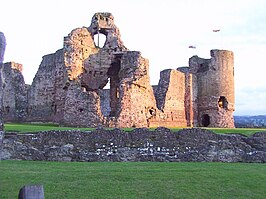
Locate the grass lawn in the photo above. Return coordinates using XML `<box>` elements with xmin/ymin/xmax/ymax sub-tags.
<box><xmin>0</xmin><ymin>161</ymin><xmax>265</xmax><ymax>199</ymax></box>
<box><xmin>203</xmin><ymin>127</ymin><xmax>266</xmax><ymax>136</ymax></box>
<box><xmin>4</xmin><ymin>123</ymin><xmax>95</xmax><ymax>133</ymax></box>
<box><xmin>4</xmin><ymin>123</ymin><xmax>266</xmax><ymax>136</ymax></box>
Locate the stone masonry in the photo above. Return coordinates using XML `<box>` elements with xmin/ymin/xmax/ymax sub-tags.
<box><xmin>2</xmin><ymin>62</ymin><xmax>28</xmax><ymax>122</ymax></box>
<box><xmin>0</xmin><ymin>32</ymin><xmax>6</xmax><ymax>156</ymax></box>
<box><xmin>189</xmin><ymin>50</ymin><xmax>235</xmax><ymax>127</ymax></box>
<box><xmin>2</xmin><ymin>13</ymin><xmax>235</xmax><ymax>128</ymax></box>
<box><xmin>153</xmin><ymin>69</ymin><xmax>187</xmax><ymax>127</ymax></box>
<box><xmin>27</xmin><ymin>49</ymin><xmax>66</xmax><ymax>122</ymax></box>
<box><xmin>1</xmin><ymin>128</ymin><xmax>265</xmax><ymax>162</ymax></box>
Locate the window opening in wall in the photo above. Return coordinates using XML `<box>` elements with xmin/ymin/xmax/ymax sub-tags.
<box><xmin>197</xmin><ymin>62</ymin><xmax>209</xmax><ymax>73</ymax></box>
<box><xmin>108</xmin><ymin>56</ymin><xmax>121</xmax><ymax>76</ymax></box>
<box><xmin>149</xmin><ymin>108</ymin><xmax>156</xmax><ymax>116</ymax></box>
<box><xmin>218</xmin><ymin>96</ymin><xmax>228</xmax><ymax>109</ymax></box>
<box><xmin>5</xmin><ymin>106</ymin><xmax>10</xmax><ymax>113</ymax></box>
<box><xmin>93</xmin><ymin>33</ymin><xmax>106</xmax><ymax>48</ymax></box>
<box><xmin>81</xmin><ymin>86</ymin><xmax>87</xmax><ymax>92</ymax></box>
<box><xmin>51</xmin><ymin>104</ymin><xmax>57</xmax><ymax>114</ymax></box>
<box><xmin>171</xmin><ymin>112</ymin><xmax>174</xmax><ymax>121</ymax></box>
<box><xmin>63</xmin><ymin>82</ymin><xmax>70</xmax><ymax>90</ymax></box>
<box><xmin>202</xmin><ymin>114</ymin><xmax>210</xmax><ymax>127</ymax></box>
<box><xmin>103</xmin><ymin>80</ymin><xmax>110</xmax><ymax>89</ymax></box>
<box><xmin>107</xmin><ymin>55</ymin><xmax>122</xmax><ymax>117</ymax></box>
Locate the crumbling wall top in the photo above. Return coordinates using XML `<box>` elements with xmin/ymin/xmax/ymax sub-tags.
<box><xmin>189</xmin><ymin>55</ymin><xmax>211</xmax><ymax>74</ymax></box>
<box><xmin>0</xmin><ymin>32</ymin><xmax>6</xmax><ymax>63</ymax></box>
<box><xmin>88</xmin><ymin>12</ymin><xmax>127</xmax><ymax>51</ymax></box>
<box><xmin>90</xmin><ymin>12</ymin><xmax>114</xmax><ymax>29</ymax></box>
<box><xmin>4</xmin><ymin>62</ymin><xmax>23</xmax><ymax>72</ymax></box>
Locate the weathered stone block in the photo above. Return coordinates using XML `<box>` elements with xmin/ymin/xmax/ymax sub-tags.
<box><xmin>18</xmin><ymin>185</ymin><xmax>44</xmax><ymax>199</ymax></box>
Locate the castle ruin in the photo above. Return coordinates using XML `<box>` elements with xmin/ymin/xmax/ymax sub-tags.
<box><xmin>1</xmin><ymin>13</ymin><xmax>235</xmax><ymax>128</ymax></box>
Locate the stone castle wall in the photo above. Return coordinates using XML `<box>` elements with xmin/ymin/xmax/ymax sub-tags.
<box><xmin>113</xmin><ymin>51</ymin><xmax>157</xmax><ymax>128</ymax></box>
<box><xmin>27</xmin><ymin>53</ymin><xmax>58</xmax><ymax>122</ymax></box>
<box><xmin>27</xmin><ymin>49</ymin><xmax>67</xmax><ymax>123</ymax></box>
<box><xmin>153</xmin><ymin>69</ymin><xmax>187</xmax><ymax>127</ymax></box>
<box><xmin>53</xmin><ymin>49</ymin><xmax>68</xmax><ymax>123</ymax></box>
<box><xmin>2</xmin><ymin>62</ymin><xmax>28</xmax><ymax>122</ymax></box>
<box><xmin>1</xmin><ymin>13</ymin><xmax>235</xmax><ymax>128</ymax></box>
<box><xmin>1</xmin><ymin>128</ymin><xmax>265</xmax><ymax>162</ymax></box>
<box><xmin>62</xmin><ymin>83</ymin><xmax>103</xmax><ymax>127</ymax></box>
<box><xmin>99</xmin><ymin>89</ymin><xmax>111</xmax><ymax>117</ymax></box>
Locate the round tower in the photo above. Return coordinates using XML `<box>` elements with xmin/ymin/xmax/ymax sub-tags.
<box><xmin>190</xmin><ymin>49</ymin><xmax>235</xmax><ymax>128</ymax></box>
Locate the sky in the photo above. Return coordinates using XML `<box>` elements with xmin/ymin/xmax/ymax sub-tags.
<box><xmin>1</xmin><ymin>0</ymin><xmax>266</xmax><ymax>116</ymax></box>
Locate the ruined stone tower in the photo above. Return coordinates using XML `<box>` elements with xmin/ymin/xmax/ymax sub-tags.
<box><xmin>189</xmin><ymin>50</ymin><xmax>235</xmax><ymax>127</ymax></box>
<box><xmin>2</xmin><ymin>14</ymin><xmax>235</xmax><ymax>128</ymax></box>
<box><xmin>26</xmin><ymin>12</ymin><xmax>158</xmax><ymax>128</ymax></box>
<box><xmin>62</xmin><ymin>13</ymin><xmax>157</xmax><ymax>127</ymax></box>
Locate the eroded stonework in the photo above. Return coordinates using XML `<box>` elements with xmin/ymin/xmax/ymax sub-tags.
<box><xmin>0</xmin><ymin>32</ymin><xmax>6</xmax><ymax>132</ymax></box>
<box><xmin>2</xmin><ymin>13</ymin><xmax>235</xmax><ymax>128</ymax></box>
<box><xmin>0</xmin><ymin>32</ymin><xmax>6</xmax><ymax>156</ymax></box>
<box><xmin>27</xmin><ymin>49</ymin><xmax>66</xmax><ymax>122</ymax></box>
<box><xmin>2</xmin><ymin>128</ymin><xmax>265</xmax><ymax>162</ymax></box>
<box><xmin>2</xmin><ymin>62</ymin><xmax>28</xmax><ymax>122</ymax></box>
<box><xmin>189</xmin><ymin>50</ymin><xmax>235</xmax><ymax>127</ymax></box>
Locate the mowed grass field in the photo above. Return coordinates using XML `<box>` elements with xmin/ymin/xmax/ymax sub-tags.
<box><xmin>0</xmin><ymin>161</ymin><xmax>265</xmax><ymax>199</ymax></box>
<box><xmin>4</xmin><ymin>123</ymin><xmax>266</xmax><ymax>136</ymax></box>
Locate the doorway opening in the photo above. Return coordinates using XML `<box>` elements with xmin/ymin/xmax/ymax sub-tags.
<box><xmin>108</xmin><ymin>54</ymin><xmax>122</xmax><ymax>117</ymax></box>
<box><xmin>201</xmin><ymin>114</ymin><xmax>210</xmax><ymax>127</ymax></box>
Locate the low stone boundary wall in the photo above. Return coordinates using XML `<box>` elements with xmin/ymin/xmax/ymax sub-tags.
<box><xmin>1</xmin><ymin>128</ymin><xmax>265</xmax><ymax>162</ymax></box>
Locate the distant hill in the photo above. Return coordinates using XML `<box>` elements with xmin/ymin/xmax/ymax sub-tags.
<box><xmin>234</xmin><ymin>115</ymin><xmax>266</xmax><ymax>128</ymax></box>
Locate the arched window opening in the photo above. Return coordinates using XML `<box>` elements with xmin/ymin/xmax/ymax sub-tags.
<box><xmin>218</xmin><ymin>96</ymin><xmax>228</xmax><ymax>109</ymax></box>
<box><xmin>108</xmin><ymin>55</ymin><xmax>121</xmax><ymax>77</ymax></box>
<box><xmin>202</xmin><ymin>114</ymin><xmax>210</xmax><ymax>127</ymax></box>
<box><xmin>93</xmin><ymin>33</ymin><xmax>106</xmax><ymax>48</ymax></box>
